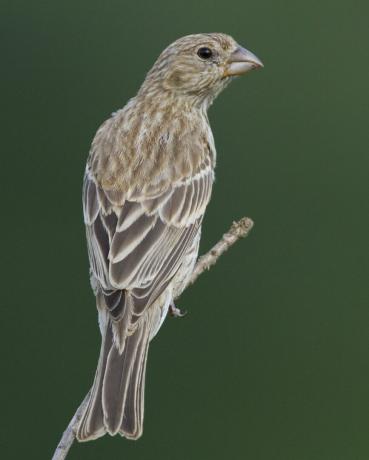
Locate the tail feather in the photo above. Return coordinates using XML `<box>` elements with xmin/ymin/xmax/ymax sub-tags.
<box><xmin>76</xmin><ymin>313</ymin><xmax>151</xmax><ymax>442</ymax></box>
<box><xmin>121</xmin><ymin>323</ymin><xmax>149</xmax><ymax>438</ymax></box>
<box><xmin>76</xmin><ymin>318</ymin><xmax>113</xmax><ymax>441</ymax></box>
<box><xmin>102</xmin><ymin>319</ymin><xmax>145</xmax><ymax>435</ymax></box>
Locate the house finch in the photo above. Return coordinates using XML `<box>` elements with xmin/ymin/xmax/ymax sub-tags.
<box><xmin>77</xmin><ymin>33</ymin><xmax>262</xmax><ymax>442</ymax></box>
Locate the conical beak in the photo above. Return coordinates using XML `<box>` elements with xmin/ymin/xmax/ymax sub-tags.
<box><xmin>224</xmin><ymin>46</ymin><xmax>264</xmax><ymax>77</ymax></box>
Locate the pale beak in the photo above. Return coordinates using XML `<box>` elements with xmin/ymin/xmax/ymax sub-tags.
<box><xmin>224</xmin><ymin>46</ymin><xmax>264</xmax><ymax>77</ymax></box>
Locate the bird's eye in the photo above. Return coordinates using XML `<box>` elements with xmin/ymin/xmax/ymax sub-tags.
<box><xmin>197</xmin><ymin>47</ymin><xmax>213</xmax><ymax>60</ymax></box>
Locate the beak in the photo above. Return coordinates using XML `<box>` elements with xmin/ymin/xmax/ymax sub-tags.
<box><xmin>224</xmin><ymin>46</ymin><xmax>264</xmax><ymax>77</ymax></box>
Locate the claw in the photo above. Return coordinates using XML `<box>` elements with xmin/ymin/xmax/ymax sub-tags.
<box><xmin>169</xmin><ymin>302</ymin><xmax>187</xmax><ymax>318</ymax></box>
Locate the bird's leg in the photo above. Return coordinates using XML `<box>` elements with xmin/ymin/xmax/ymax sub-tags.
<box><xmin>169</xmin><ymin>301</ymin><xmax>187</xmax><ymax>318</ymax></box>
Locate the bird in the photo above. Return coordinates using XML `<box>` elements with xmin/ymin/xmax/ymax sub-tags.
<box><xmin>77</xmin><ymin>33</ymin><xmax>263</xmax><ymax>442</ymax></box>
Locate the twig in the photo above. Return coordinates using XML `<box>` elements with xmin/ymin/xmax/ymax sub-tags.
<box><xmin>51</xmin><ymin>216</ymin><xmax>254</xmax><ymax>460</ymax></box>
<box><xmin>51</xmin><ymin>392</ymin><xmax>91</xmax><ymax>460</ymax></box>
<box><xmin>188</xmin><ymin>217</ymin><xmax>254</xmax><ymax>286</ymax></box>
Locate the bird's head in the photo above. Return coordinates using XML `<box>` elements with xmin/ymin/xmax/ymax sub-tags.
<box><xmin>139</xmin><ymin>33</ymin><xmax>263</xmax><ymax>108</ymax></box>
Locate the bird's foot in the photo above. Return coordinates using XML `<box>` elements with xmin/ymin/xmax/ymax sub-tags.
<box><xmin>169</xmin><ymin>302</ymin><xmax>187</xmax><ymax>318</ymax></box>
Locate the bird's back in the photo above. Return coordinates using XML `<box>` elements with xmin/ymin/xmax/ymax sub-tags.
<box><xmin>88</xmin><ymin>95</ymin><xmax>216</xmax><ymax>201</ymax></box>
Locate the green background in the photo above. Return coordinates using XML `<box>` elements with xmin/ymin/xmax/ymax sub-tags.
<box><xmin>2</xmin><ymin>0</ymin><xmax>369</xmax><ymax>459</ymax></box>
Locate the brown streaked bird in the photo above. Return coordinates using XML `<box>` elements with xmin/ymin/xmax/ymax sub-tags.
<box><xmin>77</xmin><ymin>33</ymin><xmax>263</xmax><ymax>442</ymax></box>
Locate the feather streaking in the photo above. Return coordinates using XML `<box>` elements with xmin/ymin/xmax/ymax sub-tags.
<box><xmin>77</xmin><ymin>32</ymin><xmax>262</xmax><ymax>442</ymax></box>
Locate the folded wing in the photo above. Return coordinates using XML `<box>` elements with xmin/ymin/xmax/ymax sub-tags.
<box><xmin>83</xmin><ymin>164</ymin><xmax>213</xmax><ymax>350</ymax></box>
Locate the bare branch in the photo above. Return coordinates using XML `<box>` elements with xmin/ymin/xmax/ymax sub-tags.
<box><xmin>51</xmin><ymin>392</ymin><xmax>91</xmax><ymax>460</ymax></box>
<box><xmin>188</xmin><ymin>217</ymin><xmax>254</xmax><ymax>287</ymax></box>
<box><xmin>51</xmin><ymin>217</ymin><xmax>254</xmax><ymax>460</ymax></box>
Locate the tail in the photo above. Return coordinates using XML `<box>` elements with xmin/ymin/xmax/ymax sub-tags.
<box><xmin>76</xmin><ymin>312</ymin><xmax>151</xmax><ymax>441</ymax></box>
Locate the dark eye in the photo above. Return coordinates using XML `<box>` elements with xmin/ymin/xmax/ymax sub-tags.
<box><xmin>197</xmin><ymin>47</ymin><xmax>213</xmax><ymax>60</ymax></box>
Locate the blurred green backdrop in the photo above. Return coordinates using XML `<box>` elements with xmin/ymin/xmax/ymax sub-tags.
<box><xmin>1</xmin><ymin>0</ymin><xmax>369</xmax><ymax>459</ymax></box>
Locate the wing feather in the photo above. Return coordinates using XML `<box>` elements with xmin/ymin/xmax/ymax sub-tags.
<box><xmin>117</xmin><ymin>202</ymin><xmax>146</xmax><ymax>232</ymax></box>
<box><xmin>83</xmin><ymin>164</ymin><xmax>213</xmax><ymax>346</ymax></box>
<box><xmin>110</xmin><ymin>214</ymin><xmax>157</xmax><ymax>264</ymax></box>
<box><xmin>109</xmin><ymin>218</ymin><xmax>169</xmax><ymax>287</ymax></box>
<box><xmin>83</xmin><ymin>175</ymin><xmax>100</xmax><ymax>225</ymax></box>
